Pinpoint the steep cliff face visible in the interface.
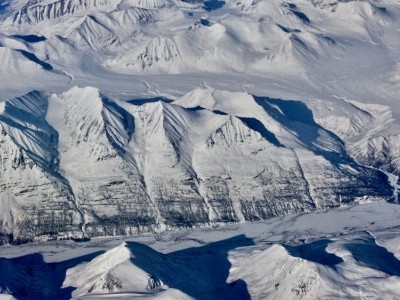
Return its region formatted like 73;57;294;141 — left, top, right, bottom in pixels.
0;91;83;244
315;99;400;200
46;87;159;237
0;86;393;243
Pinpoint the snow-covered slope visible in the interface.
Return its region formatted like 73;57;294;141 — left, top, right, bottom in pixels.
46;87;157;237
0;0;399;247
0;85;393;243
1;201;400;299
63;242;191;299
228;236;400;299
0;44;66;96
2;0;400;298
1;0;390;75
0;91;82;244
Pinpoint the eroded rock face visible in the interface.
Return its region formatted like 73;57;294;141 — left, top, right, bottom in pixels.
0;87;393;243
315;99;400;201
0;91;83;243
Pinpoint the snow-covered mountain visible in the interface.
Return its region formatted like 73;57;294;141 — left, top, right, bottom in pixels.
0;0;395;76
0;85;393;244
0;0;399;255
3;0;400;299
1;201;400;299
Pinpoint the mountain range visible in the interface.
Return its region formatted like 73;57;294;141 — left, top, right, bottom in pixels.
0;0;399;245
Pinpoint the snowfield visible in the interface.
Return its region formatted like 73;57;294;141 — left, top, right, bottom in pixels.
1;0;400;298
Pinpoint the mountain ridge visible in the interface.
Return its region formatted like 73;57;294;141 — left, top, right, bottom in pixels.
0;86;394;244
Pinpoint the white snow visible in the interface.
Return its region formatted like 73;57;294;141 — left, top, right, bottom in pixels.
1;0;400;298
0;201;400;298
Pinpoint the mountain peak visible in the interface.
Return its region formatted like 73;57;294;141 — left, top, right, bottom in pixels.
206;115;263;147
